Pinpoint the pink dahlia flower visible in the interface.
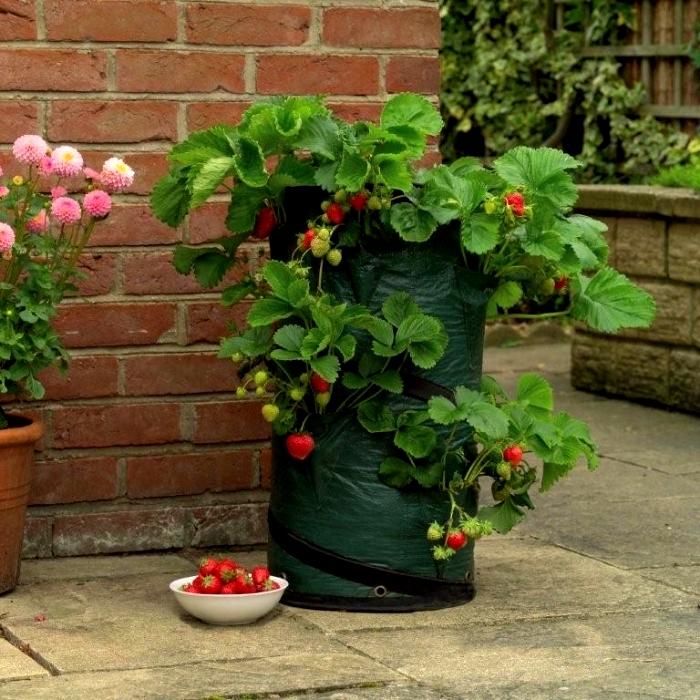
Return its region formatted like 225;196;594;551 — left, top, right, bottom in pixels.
83;167;101;182
51;186;68;200
12;135;49;165
51;196;82;225
51;146;84;178
38;155;55;176
26;209;49;233
83;189;112;218
100;157;135;192
0;185;9;198
0;222;15;252
0;165;3;178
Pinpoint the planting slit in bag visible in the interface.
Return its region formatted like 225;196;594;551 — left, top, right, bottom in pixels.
152;93;655;611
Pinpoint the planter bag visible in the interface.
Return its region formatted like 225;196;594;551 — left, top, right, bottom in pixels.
267;224;496;611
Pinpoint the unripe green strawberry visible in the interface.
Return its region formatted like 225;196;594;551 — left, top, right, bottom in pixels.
333;189;348;203
261;404;279;422
367;195;382;210
254;370;268;387
310;237;330;258
231;352;244;363
326;249;342;266
255;386;266;396
315;391;331;407
235;387;247;398
289;388;305;402
539;278;555;296
491;481;510;502
295;266;310;279
427;521;444;541
484;199;497;215
317;227;331;242
431;545;453;561
496;461;512;481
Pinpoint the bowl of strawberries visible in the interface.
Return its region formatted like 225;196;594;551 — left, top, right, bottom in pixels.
169;556;288;625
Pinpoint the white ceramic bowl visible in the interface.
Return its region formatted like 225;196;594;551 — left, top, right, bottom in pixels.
169;575;288;625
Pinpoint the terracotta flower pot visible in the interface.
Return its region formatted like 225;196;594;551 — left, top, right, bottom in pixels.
0;413;43;595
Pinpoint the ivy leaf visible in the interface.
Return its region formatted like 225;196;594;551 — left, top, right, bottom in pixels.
571;268;656;332
460;212;500;254
390;202;438;243
478;498;526;534
394;424;437;459
310;354;340;383
357;400;396;433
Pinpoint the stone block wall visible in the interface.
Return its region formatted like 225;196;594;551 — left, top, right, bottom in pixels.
0;0;441;558
572;185;700;414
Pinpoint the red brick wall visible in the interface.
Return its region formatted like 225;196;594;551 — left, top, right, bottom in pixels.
2;0;441;558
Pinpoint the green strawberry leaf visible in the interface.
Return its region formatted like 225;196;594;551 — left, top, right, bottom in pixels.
221;279;257;306
571;268;656;332
517;373;554;416
150;168;192;227
382;291;423;328
189;157;237;209
247;298;294;326
478;498;526;534
380;93;443;137
394;424;437;459
370;370;403;393
342;372;370;390
273;324;305;352
379;457;414;488
390;202;438;243
219;326;273;359
490;280;523;311
310;354;340;382
263;260;296;301
461;212;501;254
358;400;396;433
295;114;341;160
336;152;371;192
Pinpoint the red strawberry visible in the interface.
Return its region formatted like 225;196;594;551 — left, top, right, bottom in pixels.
326;202;345;225
198;556;218;577
271;580;281;590
199;574;223;595
445;530;467;551
253;206;276;239
309;373;330;393
554;276;568;291
286;432;315;460
301;228;316;249
182;583;200;593
191;575;205;591
220;581;238;595
503;445;524;468
348;192;368;211
250;566;270;587
232;573;256;594
504;192;525;217
216;560;238;582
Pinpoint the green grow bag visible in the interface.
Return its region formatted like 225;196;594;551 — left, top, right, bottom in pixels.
267;207;495;611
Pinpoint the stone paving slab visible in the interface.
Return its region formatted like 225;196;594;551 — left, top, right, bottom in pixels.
335;610;700;700
0;652;403;700
291;538;695;634
0;639;48;683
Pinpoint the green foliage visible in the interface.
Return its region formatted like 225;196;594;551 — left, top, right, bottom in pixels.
439;0;693;183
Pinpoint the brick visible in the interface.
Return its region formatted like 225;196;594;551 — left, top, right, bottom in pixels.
192;400;271;444
669;348;700;413
187;4;310;46
53;508;186;556
259;447;272;489
48;100;178;144
116;50;245;94
51;403;182;448
0;0;35;41
592;215;617;268
618;281;693;345
387;56;440;95
327;102;384;124
30;457;120;505
39;355;119;401
257;55;379;96
323;8;440;49
668;221;700;283
45;0;177;42
126;449;256;498
73;253;117;296
22;517;52;559
122;251;245;295
89;203;180;247
123;352;238;396
53;302;177;348
0;101;38;140
187;502;268;548
571;333;670;405
188;201;235;243
187;102;250;132
185;300;250;345
0;50;106;91
615;217;666;278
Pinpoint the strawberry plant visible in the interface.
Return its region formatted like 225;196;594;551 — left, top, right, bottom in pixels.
152;93;655;567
